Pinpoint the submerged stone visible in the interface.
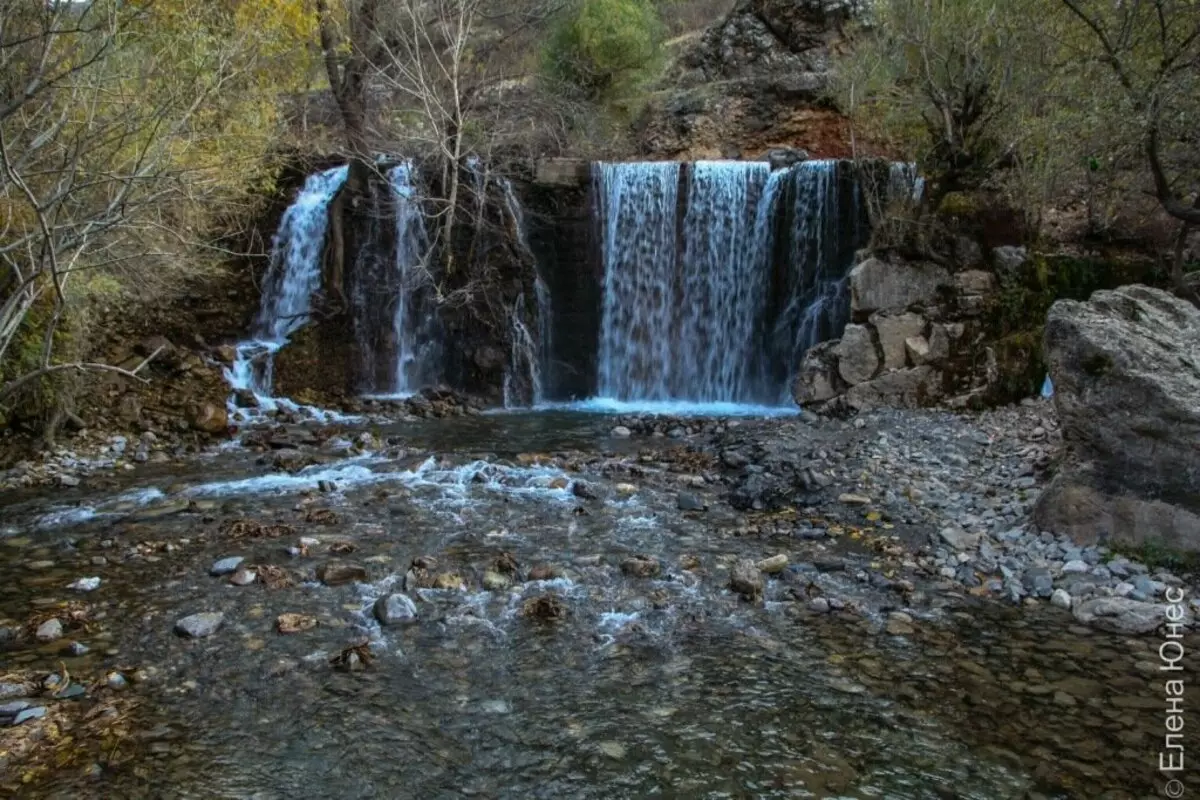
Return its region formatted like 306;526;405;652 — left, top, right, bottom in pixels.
374;593;418;626
174;612;224;638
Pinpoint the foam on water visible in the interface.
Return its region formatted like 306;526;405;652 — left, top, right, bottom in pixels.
540;398;798;417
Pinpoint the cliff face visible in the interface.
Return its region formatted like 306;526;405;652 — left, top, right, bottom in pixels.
637;0;873;160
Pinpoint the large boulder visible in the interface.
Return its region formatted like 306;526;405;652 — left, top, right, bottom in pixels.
849;258;951;315
871;312;926;370
1034;285;1200;550
833;324;879;384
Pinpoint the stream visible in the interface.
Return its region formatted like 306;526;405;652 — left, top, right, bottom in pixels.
1;410;1194;798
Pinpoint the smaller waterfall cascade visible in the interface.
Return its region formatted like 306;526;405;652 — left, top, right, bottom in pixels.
767;161;866;397
500;177;550;407
227;165;349;412
386;161;439;396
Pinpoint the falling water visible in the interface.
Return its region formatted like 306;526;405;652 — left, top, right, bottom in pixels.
594;162;681;401
386;161;438;396
768;161;866;397
591;159;873;409
502;293;543;408
500;178;551;407
226;165;349;412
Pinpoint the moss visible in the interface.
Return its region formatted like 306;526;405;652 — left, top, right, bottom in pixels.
1109;540;1200;576
937;191;980;218
984;251;1167;402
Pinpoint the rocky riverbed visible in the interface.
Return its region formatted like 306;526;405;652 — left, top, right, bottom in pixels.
0;402;1196;797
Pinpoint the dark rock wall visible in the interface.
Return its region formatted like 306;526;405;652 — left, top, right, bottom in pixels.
525;178;602;401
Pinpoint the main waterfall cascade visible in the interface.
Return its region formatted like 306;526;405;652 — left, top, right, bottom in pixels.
591;159;872;408
226;165;349;414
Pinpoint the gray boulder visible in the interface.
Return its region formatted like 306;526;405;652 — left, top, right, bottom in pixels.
834;324;879;385
1072;597;1190;635
849;258;951;314
1034;286;1200;550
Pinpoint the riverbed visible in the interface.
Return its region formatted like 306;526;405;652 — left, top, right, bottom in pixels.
1;407;1195;798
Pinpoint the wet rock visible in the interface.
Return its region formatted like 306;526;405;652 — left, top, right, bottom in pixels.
756;554;789;574
677;492;706;511
1072;597;1174;634
65;641;90;657
1051;589;1073;609
210;556;245;576
190;402;228;435
13;706;48;725
527;563;561;581
174;612;224;638
276;613;318;634
229;566;257;586
620;555;661;579
839;493;871;506
35;618;64;642
611;426;632;439
482;570;511;591
272;450;318;473
808;597;831;613
522;593;567;621
886;612;915;635
67;576;101;592
615;483;638;495
131;499;190;520
432;572;466;590
317;562;368;586
374;593;418;625
59;474;81;488
106;672;128;690
730;560;764;600
571;480;599;500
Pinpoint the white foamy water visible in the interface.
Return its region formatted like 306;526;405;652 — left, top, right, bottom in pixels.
541;398;798;417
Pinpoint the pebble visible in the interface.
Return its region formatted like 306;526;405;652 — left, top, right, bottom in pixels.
808;598;830;614
1051;589;1072;609
210;556;245;576
677;492;706;511
610;426;632;438
107;672;128;690
13;706;48;725
174;612;224;638
838;493;871;505
1061;560;1089;574
35;618;64;642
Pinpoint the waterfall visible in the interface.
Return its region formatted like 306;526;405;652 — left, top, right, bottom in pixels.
677;162;772;401
500;177;551;407
590;159;872;409
767;161;865;398
502;293;543;408
227;165;348;411
595;162;681;401
386;161;438;396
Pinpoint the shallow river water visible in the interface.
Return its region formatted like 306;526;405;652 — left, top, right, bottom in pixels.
1;412;1195;799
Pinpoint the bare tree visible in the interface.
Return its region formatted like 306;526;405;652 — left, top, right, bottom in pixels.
0;0;241;430
1056;0;1200;294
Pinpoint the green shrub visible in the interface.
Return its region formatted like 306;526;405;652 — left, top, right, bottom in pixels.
543;0;665;101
